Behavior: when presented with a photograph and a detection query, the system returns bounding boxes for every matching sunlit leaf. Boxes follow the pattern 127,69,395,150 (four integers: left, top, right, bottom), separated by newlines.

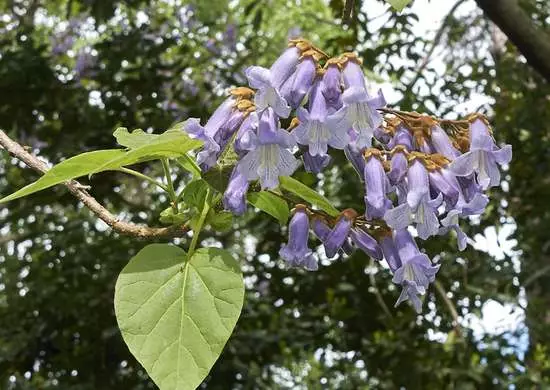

115,245,244,390
247,191,290,224
279,176,339,217
0,150,125,203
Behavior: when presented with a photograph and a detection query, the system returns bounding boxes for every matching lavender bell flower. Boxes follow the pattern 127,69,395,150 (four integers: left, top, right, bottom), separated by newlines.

327,54,385,148
236,108,299,189
245,45,301,117
439,210,468,251
344,141,365,181
182,95,237,169
313,217,353,256
321,60,342,109
279,206,318,271
387,127,413,185
384,159,442,240
323,210,355,258
449,118,512,189
303,150,331,174
430,125,460,160
364,151,392,220
294,78,349,156
287,52,317,108
234,112,259,158
391,229,440,313
350,227,383,260
223,168,249,215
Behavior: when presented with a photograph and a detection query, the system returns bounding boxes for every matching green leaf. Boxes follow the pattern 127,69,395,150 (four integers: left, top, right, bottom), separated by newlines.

115,245,244,390
206,210,233,231
247,191,290,224
177,155,201,178
159,208,191,225
114,127,159,149
92,129,202,174
0,150,125,203
279,176,339,217
386,0,412,11
181,179,209,209
202,165,234,193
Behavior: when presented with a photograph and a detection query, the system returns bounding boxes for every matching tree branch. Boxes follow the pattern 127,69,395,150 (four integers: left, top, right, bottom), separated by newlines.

0,130,188,240
475,0,550,82
404,0,467,95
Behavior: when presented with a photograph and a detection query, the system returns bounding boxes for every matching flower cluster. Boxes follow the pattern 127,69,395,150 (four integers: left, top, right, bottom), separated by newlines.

181,38,512,313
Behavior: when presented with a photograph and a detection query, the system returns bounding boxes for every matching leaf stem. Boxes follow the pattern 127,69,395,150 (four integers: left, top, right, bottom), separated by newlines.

188,188,212,258
118,167,168,192
162,158,178,212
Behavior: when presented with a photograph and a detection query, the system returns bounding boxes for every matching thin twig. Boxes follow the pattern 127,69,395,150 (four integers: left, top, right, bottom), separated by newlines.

369,269,393,319
434,280,462,335
403,0,468,95
0,130,188,240
343,0,355,25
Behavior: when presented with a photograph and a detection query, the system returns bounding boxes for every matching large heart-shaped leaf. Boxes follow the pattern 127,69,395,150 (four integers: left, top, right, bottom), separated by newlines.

115,245,244,390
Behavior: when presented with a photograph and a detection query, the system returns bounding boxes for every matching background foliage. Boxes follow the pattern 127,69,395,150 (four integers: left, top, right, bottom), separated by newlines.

0,0,549,388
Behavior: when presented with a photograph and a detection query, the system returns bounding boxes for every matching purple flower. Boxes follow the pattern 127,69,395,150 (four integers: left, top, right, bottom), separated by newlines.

245,45,302,118
303,150,331,173
384,160,442,240
430,125,460,160
449,119,512,189
344,129,366,180
279,206,318,271
223,168,249,215
323,211,355,258
236,108,299,189
294,79,350,156
429,170,459,209
234,113,259,157
387,128,413,185
350,227,383,260
287,54,317,108
246,66,291,118
321,61,342,109
327,56,385,148
439,210,468,251
363,152,392,220
391,229,440,313
182,96,247,170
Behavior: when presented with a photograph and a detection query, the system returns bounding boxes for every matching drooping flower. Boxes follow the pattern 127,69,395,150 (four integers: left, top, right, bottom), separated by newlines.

439,210,468,251
286,52,317,108
244,44,305,117
294,78,349,156
350,227,383,260
236,108,299,189
323,210,355,258
387,127,413,186
449,118,512,189
384,159,442,240
279,205,318,271
223,168,249,215
327,53,385,149
182,92,252,170
302,150,331,174
363,150,392,220
430,125,460,161
390,229,440,313
321,59,343,109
